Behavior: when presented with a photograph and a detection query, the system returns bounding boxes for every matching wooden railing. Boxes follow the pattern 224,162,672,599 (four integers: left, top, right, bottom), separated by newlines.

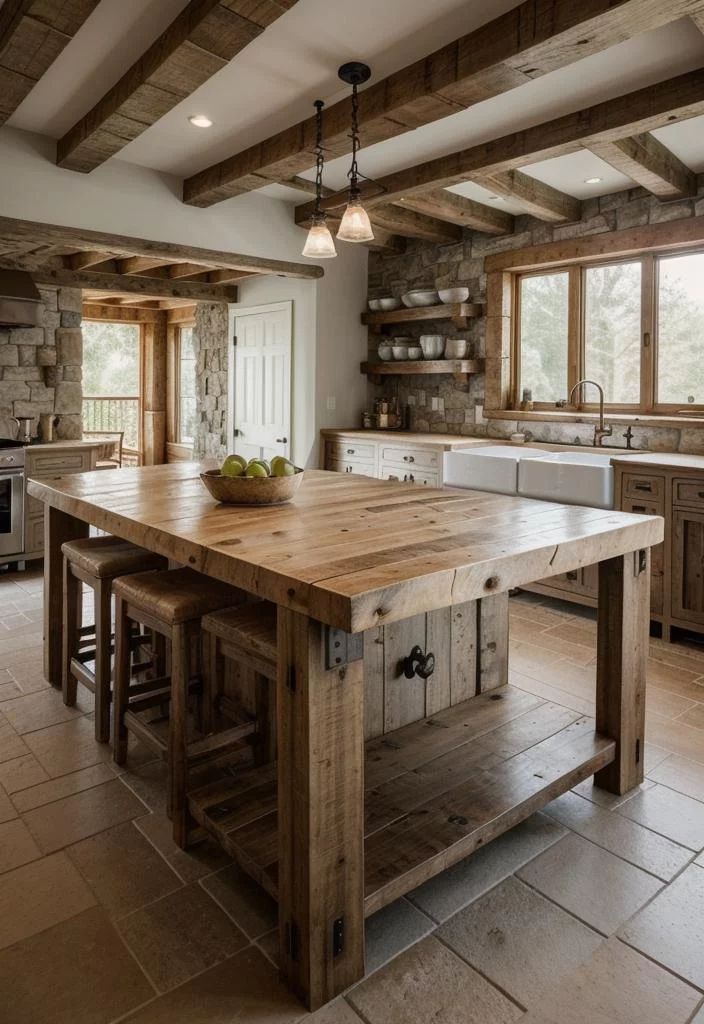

82,397,140,462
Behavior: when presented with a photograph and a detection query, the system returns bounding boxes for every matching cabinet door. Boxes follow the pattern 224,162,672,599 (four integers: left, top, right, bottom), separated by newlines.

621,497,665,617
380,466,438,487
672,508,704,625
328,459,376,478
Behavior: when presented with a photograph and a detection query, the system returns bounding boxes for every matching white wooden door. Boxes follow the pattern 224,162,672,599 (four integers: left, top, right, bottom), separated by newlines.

229,302,292,464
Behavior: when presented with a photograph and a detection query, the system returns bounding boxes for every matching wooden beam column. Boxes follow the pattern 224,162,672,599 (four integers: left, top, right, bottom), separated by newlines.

277,608,365,1010
142,312,168,464
44,506,88,686
594,550,650,795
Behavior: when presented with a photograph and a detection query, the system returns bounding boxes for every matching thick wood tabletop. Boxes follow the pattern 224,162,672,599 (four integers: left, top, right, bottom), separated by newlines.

28,464,663,632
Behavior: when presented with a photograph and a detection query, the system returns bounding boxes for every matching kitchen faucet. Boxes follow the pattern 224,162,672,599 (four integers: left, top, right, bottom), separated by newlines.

568,379,613,447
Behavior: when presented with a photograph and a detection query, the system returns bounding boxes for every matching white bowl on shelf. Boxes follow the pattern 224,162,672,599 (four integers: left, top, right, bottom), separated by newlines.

377,341,393,361
378,297,402,311
419,335,445,359
444,338,469,359
402,289,440,308
438,287,469,304
407,345,423,360
368,299,383,311
392,344,409,360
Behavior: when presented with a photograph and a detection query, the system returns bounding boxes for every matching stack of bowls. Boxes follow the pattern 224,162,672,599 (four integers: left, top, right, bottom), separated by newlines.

419,335,445,359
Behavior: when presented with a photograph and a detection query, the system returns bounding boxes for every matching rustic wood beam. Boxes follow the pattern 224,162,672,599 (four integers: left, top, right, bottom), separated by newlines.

183,0,704,207
69,250,116,270
0,216,324,279
118,257,173,275
324,67,704,209
0,260,239,303
364,229,406,254
206,268,260,284
168,262,212,279
83,303,162,323
57,0,300,173
0,0,100,125
472,170,581,222
589,132,697,199
394,189,514,234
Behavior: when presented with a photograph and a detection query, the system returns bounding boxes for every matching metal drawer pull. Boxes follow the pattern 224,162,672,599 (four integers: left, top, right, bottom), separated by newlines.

347,448,355,454
634,483,651,492
403,645,435,680
632,505,646,513
403,455,415,463
566,570,579,581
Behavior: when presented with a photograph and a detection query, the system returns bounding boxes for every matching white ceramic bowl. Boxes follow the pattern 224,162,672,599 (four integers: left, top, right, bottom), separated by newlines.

407,345,423,360
392,344,409,360
438,287,469,304
378,297,402,311
402,289,440,308
377,342,393,361
444,338,469,359
419,335,445,359
368,299,383,311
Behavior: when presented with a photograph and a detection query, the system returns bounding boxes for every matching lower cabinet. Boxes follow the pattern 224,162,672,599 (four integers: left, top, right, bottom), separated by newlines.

380,465,439,486
24,446,98,558
324,435,445,487
671,507,704,626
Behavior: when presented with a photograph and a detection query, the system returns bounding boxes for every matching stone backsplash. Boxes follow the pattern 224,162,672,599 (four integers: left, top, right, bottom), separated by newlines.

368,182,704,454
192,302,228,459
0,286,83,440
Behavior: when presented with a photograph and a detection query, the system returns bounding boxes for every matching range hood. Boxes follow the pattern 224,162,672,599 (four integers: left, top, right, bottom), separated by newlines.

0,270,43,328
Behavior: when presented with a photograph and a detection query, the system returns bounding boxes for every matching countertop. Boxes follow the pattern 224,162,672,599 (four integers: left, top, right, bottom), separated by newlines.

321,429,493,451
24,440,107,452
611,452,704,470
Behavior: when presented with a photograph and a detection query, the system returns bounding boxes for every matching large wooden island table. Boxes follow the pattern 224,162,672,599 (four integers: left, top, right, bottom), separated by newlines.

29,464,663,1009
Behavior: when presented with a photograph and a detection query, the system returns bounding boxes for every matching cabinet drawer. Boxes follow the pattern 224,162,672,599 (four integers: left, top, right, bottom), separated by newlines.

673,478,704,507
540,566,598,599
622,472,664,505
27,452,92,476
326,440,376,464
621,497,665,616
380,465,438,487
328,459,377,478
380,445,439,471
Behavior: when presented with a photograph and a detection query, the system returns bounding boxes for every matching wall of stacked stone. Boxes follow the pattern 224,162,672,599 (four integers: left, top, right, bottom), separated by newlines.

0,286,83,440
368,181,704,454
192,302,229,459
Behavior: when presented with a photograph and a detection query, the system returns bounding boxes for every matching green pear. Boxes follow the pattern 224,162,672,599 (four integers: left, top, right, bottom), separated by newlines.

221,454,247,477
272,458,295,477
245,462,269,478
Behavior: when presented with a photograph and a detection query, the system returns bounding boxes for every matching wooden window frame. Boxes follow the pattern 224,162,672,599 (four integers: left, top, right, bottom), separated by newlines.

510,245,704,417
166,307,197,460
82,317,144,460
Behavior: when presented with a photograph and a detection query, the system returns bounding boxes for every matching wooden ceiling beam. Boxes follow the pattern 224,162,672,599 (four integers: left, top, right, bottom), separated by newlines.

68,250,116,270
83,303,162,323
309,67,704,210
0,0,100,125
117,257,174,275
183,0,704,207
57,0,300,173
589,132,697,199
472,170,581,222
0,259,239,303
394,189,514,234
0,216,323,279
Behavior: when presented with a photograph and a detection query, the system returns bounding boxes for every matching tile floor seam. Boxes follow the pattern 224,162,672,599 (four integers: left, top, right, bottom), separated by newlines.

614,932,704,996
196,874,271,941
614,787,704,852
9,768,116,814
686,995,704,1024
109,908,162,1000
432,927,529,1014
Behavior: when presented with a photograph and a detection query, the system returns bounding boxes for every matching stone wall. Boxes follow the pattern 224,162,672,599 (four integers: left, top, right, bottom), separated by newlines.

0,286,83,440
192,302,229,459
368,181,704,454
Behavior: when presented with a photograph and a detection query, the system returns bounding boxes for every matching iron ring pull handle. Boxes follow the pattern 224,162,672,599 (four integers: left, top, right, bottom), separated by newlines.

403,645,435,680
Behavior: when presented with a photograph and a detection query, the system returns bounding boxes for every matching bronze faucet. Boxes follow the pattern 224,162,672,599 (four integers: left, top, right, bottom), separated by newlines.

568,379,613,447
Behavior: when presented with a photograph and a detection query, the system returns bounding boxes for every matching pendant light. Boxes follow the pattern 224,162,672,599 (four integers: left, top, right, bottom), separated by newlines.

302,100,337,259
337,62,375,243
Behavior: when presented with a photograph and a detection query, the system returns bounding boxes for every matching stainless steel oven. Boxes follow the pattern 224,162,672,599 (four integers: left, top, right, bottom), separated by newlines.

0,447,24,559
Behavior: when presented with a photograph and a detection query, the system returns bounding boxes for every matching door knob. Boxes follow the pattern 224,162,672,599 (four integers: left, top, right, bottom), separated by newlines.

276,437,288,444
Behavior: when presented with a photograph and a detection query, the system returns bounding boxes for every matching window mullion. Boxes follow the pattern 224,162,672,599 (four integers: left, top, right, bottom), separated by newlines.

567,265,582,402
641,254,655,412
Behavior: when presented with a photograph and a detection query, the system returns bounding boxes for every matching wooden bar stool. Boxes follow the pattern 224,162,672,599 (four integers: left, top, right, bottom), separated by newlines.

112,567,252,847
62,536,167,742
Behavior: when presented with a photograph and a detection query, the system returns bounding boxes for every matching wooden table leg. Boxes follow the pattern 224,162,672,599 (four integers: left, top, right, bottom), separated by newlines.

44,505,88,686
594,550,649,795
277,608,365,1010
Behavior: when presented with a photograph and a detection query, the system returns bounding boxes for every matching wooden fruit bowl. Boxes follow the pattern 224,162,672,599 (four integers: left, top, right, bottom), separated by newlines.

200,467,304,505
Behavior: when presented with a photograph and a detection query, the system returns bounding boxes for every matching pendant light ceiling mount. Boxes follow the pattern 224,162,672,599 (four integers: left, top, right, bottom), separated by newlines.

338,61,372,87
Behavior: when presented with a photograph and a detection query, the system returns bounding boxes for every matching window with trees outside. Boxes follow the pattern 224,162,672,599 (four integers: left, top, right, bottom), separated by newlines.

515,249,704,413
82,321,141,456
177,325,197,445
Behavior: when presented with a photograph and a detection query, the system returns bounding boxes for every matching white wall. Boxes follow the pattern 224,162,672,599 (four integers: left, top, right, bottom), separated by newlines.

0,126,369,465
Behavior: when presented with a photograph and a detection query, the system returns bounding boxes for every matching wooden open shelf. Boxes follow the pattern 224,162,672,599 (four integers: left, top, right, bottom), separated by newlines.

362,358,483,378
188,686,614,917
362,302,483,330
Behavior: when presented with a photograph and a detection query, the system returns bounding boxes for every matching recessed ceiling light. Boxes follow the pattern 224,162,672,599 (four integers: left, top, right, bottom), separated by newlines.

584,176,602,184
189,114,213,128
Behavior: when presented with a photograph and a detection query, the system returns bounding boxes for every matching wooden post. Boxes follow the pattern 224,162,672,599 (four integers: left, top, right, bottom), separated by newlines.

594,551,649,795
477,593,509,694
277,609,365,1010
44,505,88,686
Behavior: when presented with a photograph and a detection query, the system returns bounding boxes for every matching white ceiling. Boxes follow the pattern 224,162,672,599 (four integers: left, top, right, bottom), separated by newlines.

6,0,704,204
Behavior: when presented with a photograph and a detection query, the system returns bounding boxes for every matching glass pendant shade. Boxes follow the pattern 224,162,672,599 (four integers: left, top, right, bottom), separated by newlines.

336,200,374,242
302,217,337,258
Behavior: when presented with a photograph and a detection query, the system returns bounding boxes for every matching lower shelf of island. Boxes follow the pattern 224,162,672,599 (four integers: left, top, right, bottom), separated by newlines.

188,685,615,917
362,358,483,378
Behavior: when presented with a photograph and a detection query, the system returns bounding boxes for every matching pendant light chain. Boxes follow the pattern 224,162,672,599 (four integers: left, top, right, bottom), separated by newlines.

301,98,337,258
313,99,325,217
348,83,360,191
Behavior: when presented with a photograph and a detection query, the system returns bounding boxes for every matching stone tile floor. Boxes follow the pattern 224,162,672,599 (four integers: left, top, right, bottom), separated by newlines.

1,567,703,1023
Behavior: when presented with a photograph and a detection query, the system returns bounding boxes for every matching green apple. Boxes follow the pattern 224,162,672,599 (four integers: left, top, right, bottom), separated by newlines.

245,462,269,478
248,458,271,475
221,454,247,477
271,458,295,477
